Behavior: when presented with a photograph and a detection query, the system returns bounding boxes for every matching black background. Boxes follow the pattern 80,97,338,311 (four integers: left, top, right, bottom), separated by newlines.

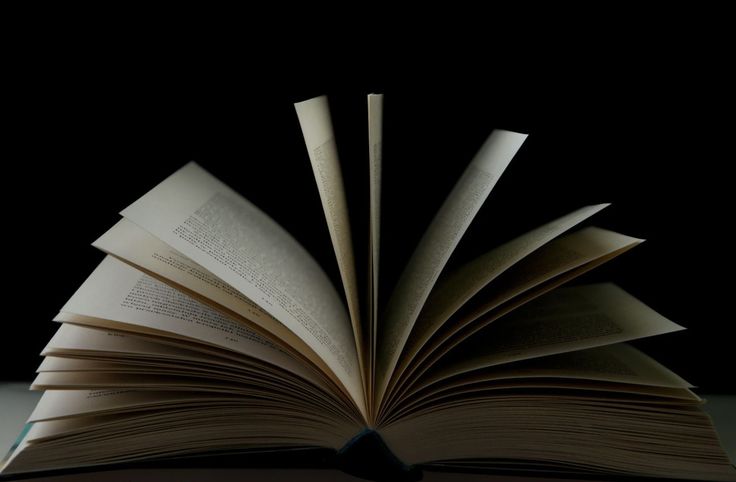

3,30,734,394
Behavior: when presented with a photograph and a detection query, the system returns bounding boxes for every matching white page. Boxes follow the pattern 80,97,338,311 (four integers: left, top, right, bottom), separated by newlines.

376,129,528,401
295,96,363,379
120,162,364,415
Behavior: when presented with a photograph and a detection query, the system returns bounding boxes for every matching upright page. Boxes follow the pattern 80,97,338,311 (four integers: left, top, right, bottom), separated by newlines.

295,96,364,383
376,129,528,402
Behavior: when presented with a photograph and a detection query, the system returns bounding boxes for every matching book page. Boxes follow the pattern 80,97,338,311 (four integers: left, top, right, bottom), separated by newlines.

36,354,314,389
38,356,209,374
381,227,643,413
40,323,258,373
119,162,364,416
443,283,684,370
41,318,359,419
376,129,528,402
393,382,700,421
379,397,735,481
397,204,609,377
27,389,241,422
53,311,297,371
93,218,332,378
459,227,643,325
58,256,322,385
42,322,197,358
386,344,699,423
38,356,123,372
295,96,364,380
367,93,383,409
5,388,359,475
31,369,336,396
424,343,693,391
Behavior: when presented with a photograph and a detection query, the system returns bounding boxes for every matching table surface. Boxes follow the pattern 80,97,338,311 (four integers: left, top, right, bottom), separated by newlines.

1,382,733,481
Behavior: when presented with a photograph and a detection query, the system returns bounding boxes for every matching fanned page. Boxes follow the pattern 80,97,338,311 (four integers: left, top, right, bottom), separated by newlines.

423,343,694,393
380,226,646,413
376,129,528,403
386,204,611,397
294,96,364,387
93,218,337,381
384,343,700,428
405,283,686,393
55,256,323,386
119,162,365,417
2,255,365,475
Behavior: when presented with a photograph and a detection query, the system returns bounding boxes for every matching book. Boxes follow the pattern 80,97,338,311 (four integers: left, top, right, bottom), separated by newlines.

1,94,733,481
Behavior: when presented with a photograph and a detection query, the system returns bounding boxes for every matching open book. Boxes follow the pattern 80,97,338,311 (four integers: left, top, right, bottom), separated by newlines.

2,95,733,481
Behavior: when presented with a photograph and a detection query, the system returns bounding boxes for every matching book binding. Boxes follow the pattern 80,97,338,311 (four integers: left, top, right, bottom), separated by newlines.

336,429,422,481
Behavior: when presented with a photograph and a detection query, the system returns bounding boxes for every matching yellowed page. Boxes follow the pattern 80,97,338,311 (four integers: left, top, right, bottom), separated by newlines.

376,129,528,402
58,256,320,385
294,96,363,380
443,283,684,370
119,162,364,415
367,92,383,412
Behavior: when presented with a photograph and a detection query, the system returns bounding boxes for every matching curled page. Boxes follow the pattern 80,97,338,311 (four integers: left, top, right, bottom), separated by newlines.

119,162,364,415
93,218,336,381
394,204,610,384
294,96,364,380
376,129,528,402
443,283,685,371
382,226,644,412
